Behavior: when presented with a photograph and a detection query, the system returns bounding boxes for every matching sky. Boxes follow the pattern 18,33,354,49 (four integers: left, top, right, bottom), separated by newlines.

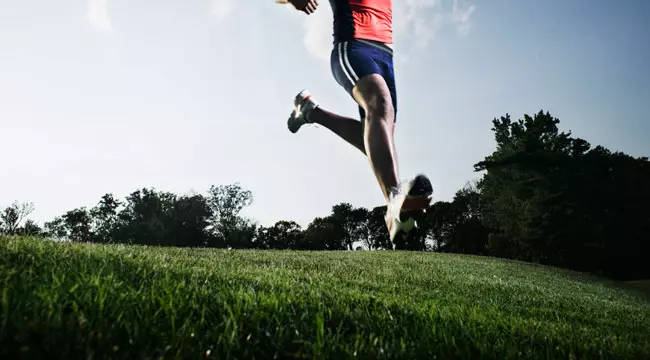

1,0,649,229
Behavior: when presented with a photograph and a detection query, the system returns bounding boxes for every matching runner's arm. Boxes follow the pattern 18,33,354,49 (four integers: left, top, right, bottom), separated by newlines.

277,0,318,15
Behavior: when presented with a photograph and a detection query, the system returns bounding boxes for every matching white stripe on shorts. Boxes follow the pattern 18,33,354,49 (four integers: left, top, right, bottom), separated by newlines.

342,41,359,82
338,42,356,88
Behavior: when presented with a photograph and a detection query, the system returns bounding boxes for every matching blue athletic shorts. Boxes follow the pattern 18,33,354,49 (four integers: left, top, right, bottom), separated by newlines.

330,39,397,122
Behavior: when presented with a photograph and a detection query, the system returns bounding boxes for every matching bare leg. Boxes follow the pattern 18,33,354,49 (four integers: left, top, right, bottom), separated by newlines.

352,73,400,202
292,75,399,203
306,107,366,155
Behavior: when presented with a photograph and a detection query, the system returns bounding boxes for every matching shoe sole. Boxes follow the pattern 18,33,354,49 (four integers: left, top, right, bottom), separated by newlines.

401,174,434,212
287,111,300,133
388,174,434,243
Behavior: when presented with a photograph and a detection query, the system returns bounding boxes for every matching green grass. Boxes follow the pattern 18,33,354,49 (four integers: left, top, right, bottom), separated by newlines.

1,236,649,359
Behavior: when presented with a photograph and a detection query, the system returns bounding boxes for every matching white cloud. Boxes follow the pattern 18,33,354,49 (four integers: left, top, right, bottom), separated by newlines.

87,0,113,32
393,0,443,47
210,0,234,21
300,0,476,60
451,0,477,36
409,11,444,48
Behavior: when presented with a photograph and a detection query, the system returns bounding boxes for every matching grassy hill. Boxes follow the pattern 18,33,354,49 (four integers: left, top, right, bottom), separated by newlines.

1,236,649,359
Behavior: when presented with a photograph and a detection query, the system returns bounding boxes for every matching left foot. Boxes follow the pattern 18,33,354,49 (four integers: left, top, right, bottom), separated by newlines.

287,89,319,133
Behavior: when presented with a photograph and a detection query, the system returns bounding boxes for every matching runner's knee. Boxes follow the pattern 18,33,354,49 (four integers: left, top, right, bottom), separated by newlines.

366,92,393,122
353,74,394,123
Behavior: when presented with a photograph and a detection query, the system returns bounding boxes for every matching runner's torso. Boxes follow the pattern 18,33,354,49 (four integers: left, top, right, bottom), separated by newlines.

329,0,392,45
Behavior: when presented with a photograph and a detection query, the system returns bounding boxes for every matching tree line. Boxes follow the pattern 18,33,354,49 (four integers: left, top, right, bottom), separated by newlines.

1,111,648,281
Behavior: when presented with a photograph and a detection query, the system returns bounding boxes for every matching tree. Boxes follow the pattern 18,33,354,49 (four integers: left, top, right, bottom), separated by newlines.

45,208,94,242
0,201,34,235
222,218,258,249
474,110,650,279
20,219,43,236
331,203,370,250
167,194,212,247
474,111,589,263
90,194,122,244
116,188,176,246
429,184,489,255
303,216,346,250
365,207,392,250
44,189,215,247
206,183,255,248
255,221,304,250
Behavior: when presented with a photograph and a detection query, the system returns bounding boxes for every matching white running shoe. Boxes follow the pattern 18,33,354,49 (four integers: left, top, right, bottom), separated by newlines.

385,174,434,247
287,89,319,133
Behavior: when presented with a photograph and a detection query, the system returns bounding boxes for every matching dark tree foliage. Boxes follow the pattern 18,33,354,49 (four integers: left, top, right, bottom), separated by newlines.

303,216,347,251
117,188,177,246
45,189,213,247
0,201,34,235
475,111,650,280
365,207,393,250
255,221,304,250
434,184,490,255
45,208,94,243
331,203,368,250
20,220,43,237
90,194,122,244
206,183,256,249
168,195,213,247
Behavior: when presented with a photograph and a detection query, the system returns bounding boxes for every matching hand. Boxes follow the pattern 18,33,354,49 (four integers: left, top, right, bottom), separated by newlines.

288,0,319,14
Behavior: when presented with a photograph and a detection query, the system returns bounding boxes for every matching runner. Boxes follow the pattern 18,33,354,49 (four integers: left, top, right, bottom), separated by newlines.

282,0,433,247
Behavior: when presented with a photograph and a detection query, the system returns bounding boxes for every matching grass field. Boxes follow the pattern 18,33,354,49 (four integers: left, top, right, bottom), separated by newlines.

1,236,649,359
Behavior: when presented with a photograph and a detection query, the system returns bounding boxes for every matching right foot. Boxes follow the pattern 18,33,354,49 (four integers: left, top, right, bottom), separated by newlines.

287,89,319,133
385,174,434,246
